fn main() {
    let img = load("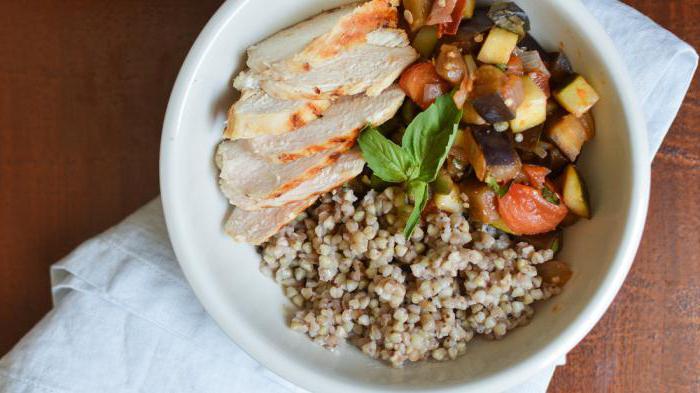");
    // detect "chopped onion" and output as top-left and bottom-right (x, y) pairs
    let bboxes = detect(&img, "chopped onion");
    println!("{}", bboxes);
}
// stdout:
(520, 50), (551, 76)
